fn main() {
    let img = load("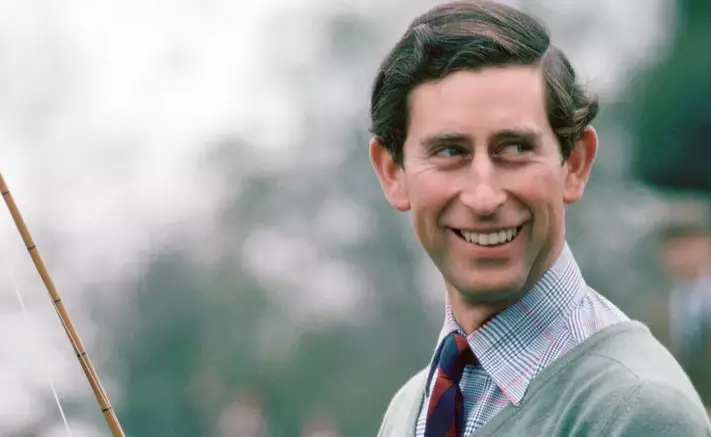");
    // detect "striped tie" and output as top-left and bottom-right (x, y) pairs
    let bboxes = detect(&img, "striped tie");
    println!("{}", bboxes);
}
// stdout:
(425, 331), (475, 437)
